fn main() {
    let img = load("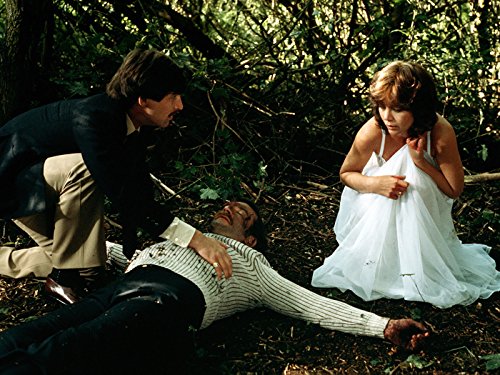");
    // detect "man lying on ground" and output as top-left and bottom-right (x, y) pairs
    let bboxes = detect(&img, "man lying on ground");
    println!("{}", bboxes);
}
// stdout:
(0, 200), (429, 374)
